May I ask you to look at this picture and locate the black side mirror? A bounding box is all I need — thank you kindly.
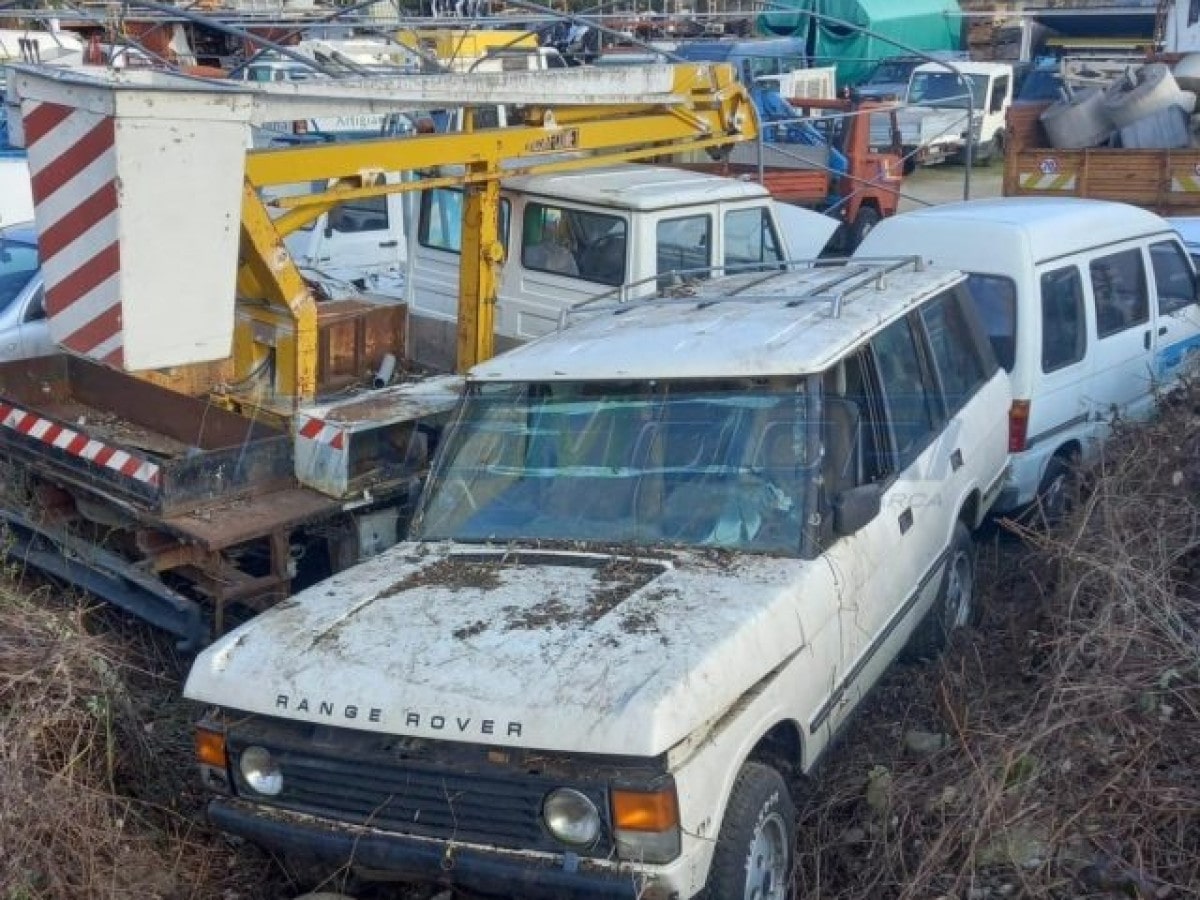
[833,482,882,536]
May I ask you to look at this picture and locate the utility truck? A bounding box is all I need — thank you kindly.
[0,60,767,648]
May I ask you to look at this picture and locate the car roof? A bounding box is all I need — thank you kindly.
[862,198,1174,265]
[470,260,966,382]
[503,165,769,210]
[0,220,36,243]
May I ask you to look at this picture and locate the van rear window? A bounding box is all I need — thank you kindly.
[964,273,1017,371]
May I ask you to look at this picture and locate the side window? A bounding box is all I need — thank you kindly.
[418,188,509,255]
[871,316,939,468]
[329,195,389,234]
[1040,266,1087,372]
[724,207,784,270]
[419,188,464,252]
[918,288,990,415]
[24,286,46,323]
[1150,239,1197,314]
[989,75,1009,112]
[524,203,627,286]
[656,214,711,288]
[965,273,1017,371]
[1090,248,1149,337]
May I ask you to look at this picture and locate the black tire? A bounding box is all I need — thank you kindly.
[703,762,796,900]
[906,520,977,660]
[1031,452,1076,528]
[975,132,1003,168]
[848,206,881,250]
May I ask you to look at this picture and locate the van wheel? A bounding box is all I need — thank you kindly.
[906,521,977,660]
[703,762,795,900]
[848,206,881,250]
[1033,452,1077,528]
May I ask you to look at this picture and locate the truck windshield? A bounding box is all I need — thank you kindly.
[0,238,38,314]
[413,379,812,554]
[908,72,989,109]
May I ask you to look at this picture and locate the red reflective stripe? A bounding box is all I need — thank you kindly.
[22,101,75,146]
[30,117,115,205]
[39,181,119,263]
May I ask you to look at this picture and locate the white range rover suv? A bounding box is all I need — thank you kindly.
[185,257,1012,900]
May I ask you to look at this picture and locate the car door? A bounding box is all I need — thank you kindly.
[1085,245,1157,424]
[1147,238,1200,383]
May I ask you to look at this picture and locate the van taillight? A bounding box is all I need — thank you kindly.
[1009,400,1031,452]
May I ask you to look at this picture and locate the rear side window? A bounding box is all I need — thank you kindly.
[656,215,712,288]
[965,273,1017,371]
[919,289,990,414]
[1040,266,1087,372]
[1150,240,1196,314]
[871,316,938,468]
[724,208,785,270]
[1090,248,1149,337]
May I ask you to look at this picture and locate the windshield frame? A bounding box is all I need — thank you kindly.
[410,377,821,557]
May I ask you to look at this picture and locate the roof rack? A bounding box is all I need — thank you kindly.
[560,255,926,327]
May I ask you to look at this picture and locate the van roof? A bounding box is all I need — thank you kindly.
[859,197,1174,266]
[470,260,965,382]
[503,165,771,211]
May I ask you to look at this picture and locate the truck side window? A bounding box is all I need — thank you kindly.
[918,289,989,415]
[724,208,784,271]
[1041,266,1087,372]
[964,273,1017,371]
[871,316,938,469]
[1149,240,1197,314]
[989,75,1009,112]
[419,187,510,255]
[656,214,711,288]
[1090,248,1149,337]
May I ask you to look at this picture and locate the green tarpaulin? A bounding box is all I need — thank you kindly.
[760,0,963,88]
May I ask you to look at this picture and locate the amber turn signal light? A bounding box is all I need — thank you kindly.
[195,727,228,768]
[611,788,679,832]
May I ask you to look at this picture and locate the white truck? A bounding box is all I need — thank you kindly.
[186,256,1011,900]
[406,164,838,370]
[872,60,1014,171]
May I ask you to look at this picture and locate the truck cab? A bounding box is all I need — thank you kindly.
[405,164,839,371]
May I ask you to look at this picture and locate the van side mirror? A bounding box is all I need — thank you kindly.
[833,482,882,535]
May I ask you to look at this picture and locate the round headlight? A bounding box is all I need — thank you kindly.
[239,745,283,796]
[543,788,601,846]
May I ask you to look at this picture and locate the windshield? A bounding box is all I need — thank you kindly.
[867,60,916,85]
[413,379,813,554]
[908,72,989,109]
[0,238,38,314]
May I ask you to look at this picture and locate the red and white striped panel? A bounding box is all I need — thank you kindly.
[22,99,124,367]
[297,416,346,451]
[0,401,161,487]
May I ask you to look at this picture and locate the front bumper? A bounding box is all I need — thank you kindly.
[210,798,644,899]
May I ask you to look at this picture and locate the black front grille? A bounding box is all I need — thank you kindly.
[229,735,615,857]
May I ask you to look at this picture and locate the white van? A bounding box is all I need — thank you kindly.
[856,197,1200,515]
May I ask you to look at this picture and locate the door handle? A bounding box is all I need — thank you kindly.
[1144,330,1151,350]
[898,507,913,534]
[379,240,399,248]
[950,448,963,472]
[1158,325,1169,336]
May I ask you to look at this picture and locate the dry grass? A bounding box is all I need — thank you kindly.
[793,386,1200,899]
[0,579,288,900]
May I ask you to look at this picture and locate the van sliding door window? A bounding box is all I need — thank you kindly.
[1090,248,1149,338]
[1040,266,1087,373]
[1149,241,1197,314]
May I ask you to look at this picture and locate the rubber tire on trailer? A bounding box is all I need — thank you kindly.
[702,762,796,900]
[1040,87,1112,149]
[905,520,977,661]
[1102,63,1185,129]
[847,205,881,251]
